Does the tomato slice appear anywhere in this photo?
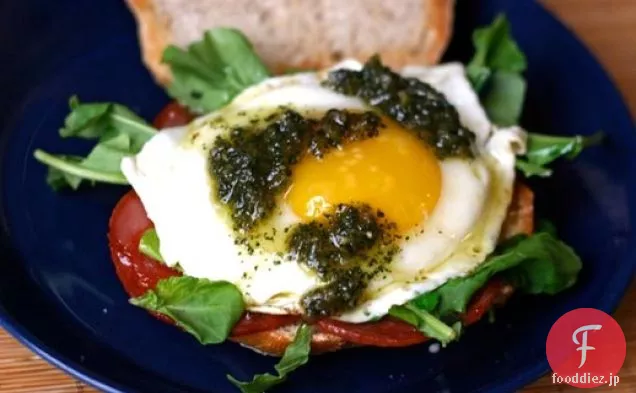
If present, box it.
[108,191,182,299]
[153,101,194,129]
[231,313,302,337]
[460,278,514,325]
[108,190,301,335]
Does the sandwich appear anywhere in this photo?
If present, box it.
[33,2,601,391]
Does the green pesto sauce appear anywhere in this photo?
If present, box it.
[209,109,382,231]
[323,56,475,158]
[287,204,398,317]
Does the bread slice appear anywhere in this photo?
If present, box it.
[125,0,454,85]
[500,181,535,240]
[231,325,347,356]
[231,181,534,356]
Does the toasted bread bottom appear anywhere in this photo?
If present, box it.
[231,325,347,356]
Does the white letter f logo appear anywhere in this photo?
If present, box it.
[572,324,602,368]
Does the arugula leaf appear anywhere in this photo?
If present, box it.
[393,230,581,339]
[526,131,605,165]
[60,96,154,150]
[411,290,440,312]
[536,219,557,236]
[43,155,89,190]
[139,228,164,263]
[228,324,312,393]
[410,232,581,317]
[514,158,553,178]
[467,14,527,126]
[516,131,606,178]
[504,256,580,295]
[466,65,491,94]
[34,97,156,190]
[34,147,129,190]
[389,304,457,346]
[467,16,603,173]
[516,131,605,178]
[467,14,527,86]
[131,276,245,344]
[480,71,526,127]
[163,28,270,114]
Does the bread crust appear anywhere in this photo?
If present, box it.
[231,326,347,356]
[125,0,174,85]
[500,181,535,240]
[231,181,534,357]
[360,0,453,70]
[420,0,454,65]
[427,0,455,63]
[125,0,454,85]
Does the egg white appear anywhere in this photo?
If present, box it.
[121,61,526,322]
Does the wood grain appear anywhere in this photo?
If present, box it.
[1,1,635,392]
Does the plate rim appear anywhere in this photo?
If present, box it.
[1,1,635,392]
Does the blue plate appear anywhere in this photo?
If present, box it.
[0,0,634,392]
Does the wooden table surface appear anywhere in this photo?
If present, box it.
[1,1,635,392]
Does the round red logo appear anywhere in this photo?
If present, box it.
[546,308,626,388]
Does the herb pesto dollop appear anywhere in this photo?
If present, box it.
[324,56,475,158]
[210,109,382,231]
[287,204,398,317]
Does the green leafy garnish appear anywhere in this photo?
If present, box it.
[514,159,552,178]
[467,14,527,88]
[43,155,85,190]
[467,16,603,176]
[426,232,580,315]
[388,304,457,346]
[227,324,312,393]
[58,97,154,149]
[516,131,605,177]
[392,231,582,342]
[33,97,156,190]
[131,277,245,344]
[139,228,164,263]
[163,28,270,114]
[467,14,527,126]
[536,219,558,236]
[479,71,526,127]
[36,151,127,189]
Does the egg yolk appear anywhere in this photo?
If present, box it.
[285,121,442,232]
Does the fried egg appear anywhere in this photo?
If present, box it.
[121,60,526,323]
